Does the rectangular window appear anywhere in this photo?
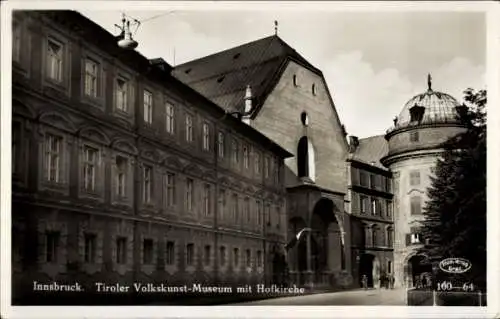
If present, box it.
[233,248,239,267]
[243,146,249,169]
[387,229,394,247]
[257,250,262,267]
[410,196,422,215]
[165,241,175,265]
[83,146,98,192]
[116,237,127,264]
[410,171,421,186]
[371,199,378,216]
[220,246,226,266]
[244,197,250,223]
[385,177,392,192]
[163,173,175,207]
[217,132,224,158]
[203,183,211,216]
[143,239,153,264]
[360,195,368,214]
[186,243,194,266]
[386,201,392,218]
[13,21,21,63]
[410,131,419,142]
[186,178,194,212]
[84,233,96,263]
[255,152,261,174]
[84,59,98,97]
[45,231,60,263]
[232,193,238,222]
[165,102,175,134]
[218,189,226,220]
[115,78,128,112]
[360,171,368,187]
[115,156,127,197]
[387,260,392,274]
[232,140,239,164]
[204,245,211,266]
[370,174,376,189]
[47,38,63,82]
[45,134,62,183]
[246,249,251,267]
[256,200,262,226]
[264,157,270,178]
[143,165,153,203]
[185,114,193,142]
[143,90,153,124]
[274,158,280,184]
[351,167,359,185]
[202,123,210,151]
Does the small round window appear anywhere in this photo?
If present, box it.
[301,112,309,126]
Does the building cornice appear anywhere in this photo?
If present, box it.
[381,147,446,166]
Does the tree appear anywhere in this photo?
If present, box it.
[418,88,486,290]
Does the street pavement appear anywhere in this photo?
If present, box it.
[234,288,407,305]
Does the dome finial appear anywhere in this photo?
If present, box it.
[427,73,432,91]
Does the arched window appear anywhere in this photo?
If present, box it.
[293,74,298,87]
[312,83,316,96]
[372,226,378,247]
[386,227,394,247]
[297,136,315,181]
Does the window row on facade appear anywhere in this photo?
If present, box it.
[12,15,282,186]
[363,225,394,248]
[13,124,284,229]
[352,192,393,219]
[44,230,265,269]
[351,168,392,192]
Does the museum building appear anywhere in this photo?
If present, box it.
[11,10,292,303]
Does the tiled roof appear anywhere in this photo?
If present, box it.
[351,135,389,169]
[172,35,321,115]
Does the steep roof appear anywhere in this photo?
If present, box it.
[351,135,389,170]
[172,35,322,115]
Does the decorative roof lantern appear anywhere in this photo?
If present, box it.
[391,74,461,130]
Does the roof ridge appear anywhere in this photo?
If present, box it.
[176,35,278,68]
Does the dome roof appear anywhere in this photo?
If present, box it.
[394,74,461,127]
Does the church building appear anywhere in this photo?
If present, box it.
[173,34,353,289]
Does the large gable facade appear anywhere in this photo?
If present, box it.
[174,35,353,289]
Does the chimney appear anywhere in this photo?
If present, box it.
[243,85,253,125]
[348,136,359,153]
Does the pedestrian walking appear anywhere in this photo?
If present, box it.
[390,274,395,289]
[361,275,368,290]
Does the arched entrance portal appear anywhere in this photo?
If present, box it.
[309,198,344,286]
[359,254,380,288]
[406,255,432,288]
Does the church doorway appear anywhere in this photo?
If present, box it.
[359,253,380,288]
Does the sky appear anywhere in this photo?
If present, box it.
[81,9,486,138]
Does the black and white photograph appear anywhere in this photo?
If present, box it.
[1,1,499,318]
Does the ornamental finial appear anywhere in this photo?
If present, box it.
[427,73,432,91]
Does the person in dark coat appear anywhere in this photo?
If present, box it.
[361,275,368,290]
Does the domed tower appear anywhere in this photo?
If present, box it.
[380,74,468,288]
